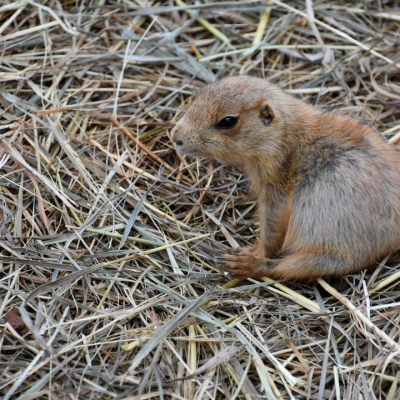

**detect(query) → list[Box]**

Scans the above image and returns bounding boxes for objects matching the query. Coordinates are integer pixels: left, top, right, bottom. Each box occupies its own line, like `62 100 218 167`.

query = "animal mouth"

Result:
176 145 202 156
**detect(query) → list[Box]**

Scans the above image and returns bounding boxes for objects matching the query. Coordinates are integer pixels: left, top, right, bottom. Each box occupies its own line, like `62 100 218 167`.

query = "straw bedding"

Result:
1 1 400 399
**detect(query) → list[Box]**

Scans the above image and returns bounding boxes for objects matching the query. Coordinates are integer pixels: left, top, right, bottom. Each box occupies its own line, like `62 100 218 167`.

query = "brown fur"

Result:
171 76 400 280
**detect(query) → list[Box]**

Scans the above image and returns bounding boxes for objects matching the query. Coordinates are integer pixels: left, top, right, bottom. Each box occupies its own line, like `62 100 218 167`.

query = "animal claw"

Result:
215 255 227 264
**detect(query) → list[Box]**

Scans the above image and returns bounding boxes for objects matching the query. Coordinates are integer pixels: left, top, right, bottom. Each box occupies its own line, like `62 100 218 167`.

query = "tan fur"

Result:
171 76 400 280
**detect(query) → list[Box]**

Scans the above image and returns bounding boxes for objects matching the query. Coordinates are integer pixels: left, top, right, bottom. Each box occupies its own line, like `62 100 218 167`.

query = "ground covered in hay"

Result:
1 1 400 399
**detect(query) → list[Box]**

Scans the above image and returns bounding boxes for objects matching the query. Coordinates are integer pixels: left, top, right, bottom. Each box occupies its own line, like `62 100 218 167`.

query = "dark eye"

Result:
216 116 238 129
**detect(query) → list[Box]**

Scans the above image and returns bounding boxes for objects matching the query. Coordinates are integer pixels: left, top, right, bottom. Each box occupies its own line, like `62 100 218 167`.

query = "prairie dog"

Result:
171 76 400 280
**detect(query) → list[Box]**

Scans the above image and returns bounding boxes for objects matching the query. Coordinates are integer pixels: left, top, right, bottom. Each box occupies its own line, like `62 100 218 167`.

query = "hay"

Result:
1 1 400 399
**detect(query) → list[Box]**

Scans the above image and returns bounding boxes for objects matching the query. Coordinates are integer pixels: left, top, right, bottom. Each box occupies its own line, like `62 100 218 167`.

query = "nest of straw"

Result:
1 1 400 399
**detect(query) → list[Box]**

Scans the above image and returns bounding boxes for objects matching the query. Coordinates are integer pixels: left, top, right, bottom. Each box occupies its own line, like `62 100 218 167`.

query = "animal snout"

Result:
171 125 184 146
170 124 201 156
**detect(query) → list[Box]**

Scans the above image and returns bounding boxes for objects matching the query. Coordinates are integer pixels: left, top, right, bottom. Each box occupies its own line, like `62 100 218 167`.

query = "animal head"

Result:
171 76 288 167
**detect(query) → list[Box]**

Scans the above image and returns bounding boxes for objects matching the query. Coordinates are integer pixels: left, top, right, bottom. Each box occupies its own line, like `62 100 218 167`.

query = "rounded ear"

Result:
260 102 275 125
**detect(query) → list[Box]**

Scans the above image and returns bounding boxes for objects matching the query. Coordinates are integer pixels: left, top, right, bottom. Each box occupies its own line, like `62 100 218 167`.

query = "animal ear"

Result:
260 102 275 125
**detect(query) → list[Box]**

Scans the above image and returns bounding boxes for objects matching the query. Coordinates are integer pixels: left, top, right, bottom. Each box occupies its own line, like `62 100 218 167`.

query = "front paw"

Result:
215 253 265 278
235 243 268 258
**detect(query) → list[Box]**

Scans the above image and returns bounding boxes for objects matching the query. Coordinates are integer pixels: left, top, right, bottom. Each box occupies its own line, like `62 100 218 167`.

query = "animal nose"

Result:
174 138 183 146
171 125 184 146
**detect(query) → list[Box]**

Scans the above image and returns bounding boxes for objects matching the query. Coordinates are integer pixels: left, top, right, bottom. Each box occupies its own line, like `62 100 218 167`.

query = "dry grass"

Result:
1 1 400 399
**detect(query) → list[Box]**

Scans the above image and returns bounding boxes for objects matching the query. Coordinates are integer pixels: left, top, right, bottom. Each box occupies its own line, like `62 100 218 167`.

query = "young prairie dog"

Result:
171 76 400 280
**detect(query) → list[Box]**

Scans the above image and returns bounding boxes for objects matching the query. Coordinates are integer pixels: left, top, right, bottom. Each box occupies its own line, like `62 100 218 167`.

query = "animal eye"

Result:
216 116 238 129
